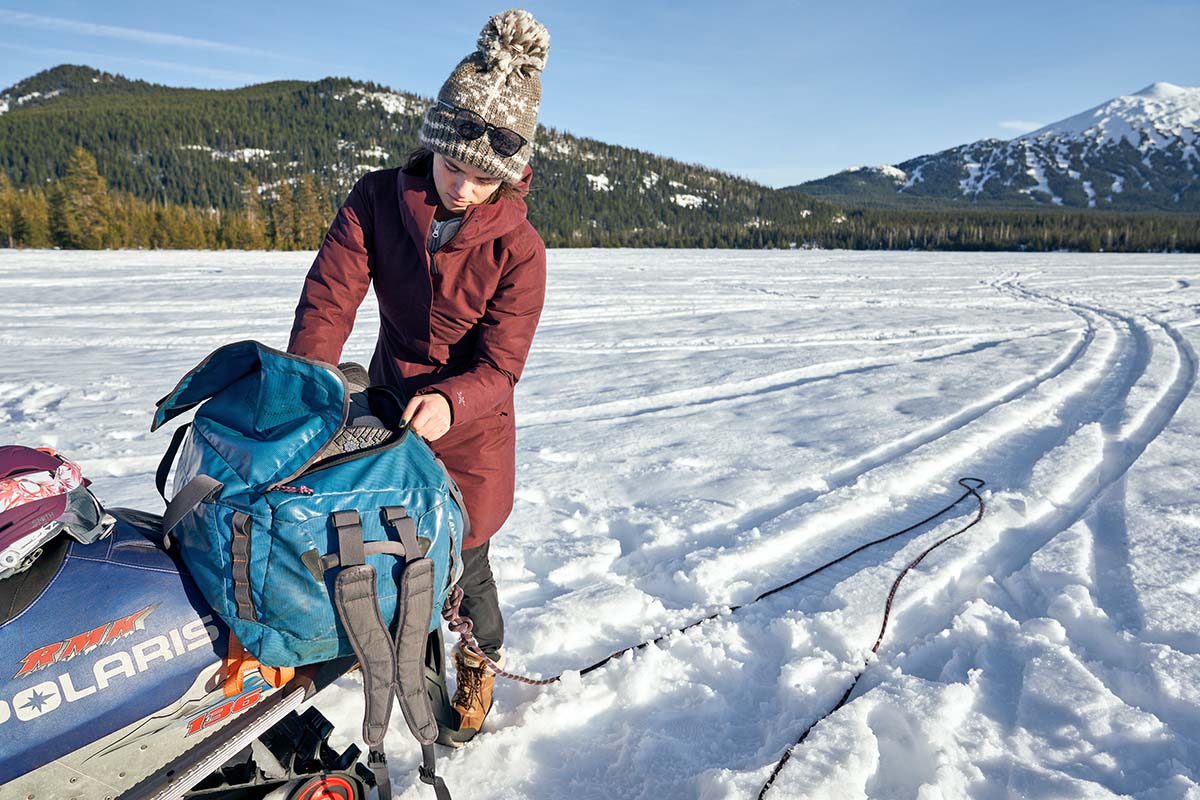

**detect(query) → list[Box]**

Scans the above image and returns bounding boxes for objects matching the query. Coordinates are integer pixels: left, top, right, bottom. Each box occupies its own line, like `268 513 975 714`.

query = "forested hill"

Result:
0 65 834 247
2 66 1198 252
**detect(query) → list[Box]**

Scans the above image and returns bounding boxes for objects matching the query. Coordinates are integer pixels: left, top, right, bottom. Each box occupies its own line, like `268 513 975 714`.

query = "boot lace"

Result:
453 658 484 708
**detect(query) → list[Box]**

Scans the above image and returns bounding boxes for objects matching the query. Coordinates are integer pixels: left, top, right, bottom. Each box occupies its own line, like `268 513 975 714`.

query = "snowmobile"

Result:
0 498 454 799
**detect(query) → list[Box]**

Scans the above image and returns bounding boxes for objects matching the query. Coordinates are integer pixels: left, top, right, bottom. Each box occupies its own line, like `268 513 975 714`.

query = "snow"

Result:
1020 150 1063 205
3 250 1200 798
533 138 574 158
341 87 415 117
960 159 984 196
672 193 704 209
1018 82 1200 153
11 89 62 107
848 165 908 183
900 162 927 190
178 145 273 163
585 173 612 192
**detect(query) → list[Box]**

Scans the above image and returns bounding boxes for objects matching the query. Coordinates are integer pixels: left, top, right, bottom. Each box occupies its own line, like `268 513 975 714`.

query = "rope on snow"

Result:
440 476 989 794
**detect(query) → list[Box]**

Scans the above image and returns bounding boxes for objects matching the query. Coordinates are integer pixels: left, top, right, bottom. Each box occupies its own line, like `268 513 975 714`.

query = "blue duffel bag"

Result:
152 340 466 798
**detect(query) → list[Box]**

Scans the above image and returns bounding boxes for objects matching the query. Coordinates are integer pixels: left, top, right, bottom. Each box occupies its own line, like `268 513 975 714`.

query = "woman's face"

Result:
431 153 503 213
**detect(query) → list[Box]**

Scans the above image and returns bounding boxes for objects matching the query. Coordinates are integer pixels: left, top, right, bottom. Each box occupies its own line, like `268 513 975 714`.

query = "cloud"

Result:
0 42 270 85
0 9 306 63
1000 119 1044 133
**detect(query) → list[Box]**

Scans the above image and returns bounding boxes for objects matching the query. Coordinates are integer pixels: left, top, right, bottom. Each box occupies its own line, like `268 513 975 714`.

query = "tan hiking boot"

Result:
444 646 502 746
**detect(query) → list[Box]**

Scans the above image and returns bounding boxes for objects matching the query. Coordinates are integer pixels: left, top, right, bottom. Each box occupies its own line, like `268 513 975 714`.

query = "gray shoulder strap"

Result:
329 511 396 748
394 557 438 744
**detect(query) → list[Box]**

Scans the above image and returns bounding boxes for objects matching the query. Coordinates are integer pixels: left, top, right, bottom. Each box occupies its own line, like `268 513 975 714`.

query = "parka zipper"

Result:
426 207 476 278
429 224 440 275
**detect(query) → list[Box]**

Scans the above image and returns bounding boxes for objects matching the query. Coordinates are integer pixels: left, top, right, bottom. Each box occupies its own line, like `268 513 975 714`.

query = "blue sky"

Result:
1 1 1197 187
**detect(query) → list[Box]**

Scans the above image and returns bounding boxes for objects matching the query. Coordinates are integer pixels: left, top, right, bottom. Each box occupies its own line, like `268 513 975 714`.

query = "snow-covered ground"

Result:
2 249 1200 799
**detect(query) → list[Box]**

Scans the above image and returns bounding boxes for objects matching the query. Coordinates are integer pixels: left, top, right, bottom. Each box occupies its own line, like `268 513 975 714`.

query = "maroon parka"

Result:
287 162 546 548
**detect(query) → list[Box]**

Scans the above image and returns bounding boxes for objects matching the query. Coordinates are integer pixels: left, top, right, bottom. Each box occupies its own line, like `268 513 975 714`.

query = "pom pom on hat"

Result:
477 9 550 79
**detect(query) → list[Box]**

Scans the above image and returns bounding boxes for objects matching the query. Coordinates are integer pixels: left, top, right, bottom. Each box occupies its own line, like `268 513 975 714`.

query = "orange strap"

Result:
222 632 295 697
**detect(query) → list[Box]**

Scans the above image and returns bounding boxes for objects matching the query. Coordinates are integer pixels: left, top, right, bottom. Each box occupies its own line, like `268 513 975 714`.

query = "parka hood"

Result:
396 163 533 254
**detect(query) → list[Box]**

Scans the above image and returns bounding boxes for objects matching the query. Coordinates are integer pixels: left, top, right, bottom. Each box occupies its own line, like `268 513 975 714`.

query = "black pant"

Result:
456 541 503 657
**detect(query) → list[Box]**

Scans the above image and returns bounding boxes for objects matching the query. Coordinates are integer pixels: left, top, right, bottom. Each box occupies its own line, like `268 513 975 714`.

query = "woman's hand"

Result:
403 393 452 441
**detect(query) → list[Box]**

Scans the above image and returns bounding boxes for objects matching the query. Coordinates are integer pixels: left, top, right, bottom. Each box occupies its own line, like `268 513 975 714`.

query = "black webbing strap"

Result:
420 743 452 800
155 422 191 501
163 475 223 546
382 506 421 563
319 541 409 572
229 512 257 622
331 510 366 566
368 748 392 800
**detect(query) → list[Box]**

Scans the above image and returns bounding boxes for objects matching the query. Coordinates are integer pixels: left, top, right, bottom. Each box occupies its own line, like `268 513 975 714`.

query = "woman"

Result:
286 9 550 745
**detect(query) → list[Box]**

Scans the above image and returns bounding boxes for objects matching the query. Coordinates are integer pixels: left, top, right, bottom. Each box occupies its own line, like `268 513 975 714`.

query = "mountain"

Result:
0 65 833 248
788 83 1200 212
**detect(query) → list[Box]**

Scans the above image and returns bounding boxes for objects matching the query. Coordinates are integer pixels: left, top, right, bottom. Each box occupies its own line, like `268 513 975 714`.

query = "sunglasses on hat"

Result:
438 100 528 158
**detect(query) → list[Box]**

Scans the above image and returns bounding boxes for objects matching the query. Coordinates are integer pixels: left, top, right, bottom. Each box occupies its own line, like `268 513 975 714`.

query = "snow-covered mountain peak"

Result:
1017 83 1200 148
1133 81 1189 99
795 81 1200 211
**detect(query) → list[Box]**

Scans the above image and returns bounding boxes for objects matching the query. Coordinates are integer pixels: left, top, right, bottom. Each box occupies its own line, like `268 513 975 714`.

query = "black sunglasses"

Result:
438 100 527 158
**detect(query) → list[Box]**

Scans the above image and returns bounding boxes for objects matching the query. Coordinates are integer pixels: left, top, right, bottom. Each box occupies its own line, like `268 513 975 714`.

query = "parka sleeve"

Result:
286 179 373 365
419 234 546 426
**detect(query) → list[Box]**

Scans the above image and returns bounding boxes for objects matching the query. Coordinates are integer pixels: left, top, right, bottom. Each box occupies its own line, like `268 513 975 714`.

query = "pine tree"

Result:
271 180 296 250
0 172 13 248
49 147 112 248
242 177 268 249
294 174 324 250
12 189 52 248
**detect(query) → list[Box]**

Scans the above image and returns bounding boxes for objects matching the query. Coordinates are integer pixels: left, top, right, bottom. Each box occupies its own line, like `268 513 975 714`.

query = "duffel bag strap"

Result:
155 422 192 501
382 506 421 562
420 743 452 800
382 506 440 744
384 507 450 797
162 474 223 547
333 508 454 799
230 512 258 622
393 555 438 743
329 510 397 750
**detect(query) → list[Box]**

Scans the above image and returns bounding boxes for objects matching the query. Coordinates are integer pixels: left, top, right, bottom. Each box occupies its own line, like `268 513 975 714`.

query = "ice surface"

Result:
2 249 1199 798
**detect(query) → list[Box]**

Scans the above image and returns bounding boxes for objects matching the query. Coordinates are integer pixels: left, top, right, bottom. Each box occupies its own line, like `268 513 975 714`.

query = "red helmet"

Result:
0 446 114 578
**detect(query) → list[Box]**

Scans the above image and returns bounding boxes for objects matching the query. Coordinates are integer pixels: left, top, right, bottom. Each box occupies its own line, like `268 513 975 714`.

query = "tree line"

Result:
2 146 1197 253
545 206 1200 252
0 148 333 250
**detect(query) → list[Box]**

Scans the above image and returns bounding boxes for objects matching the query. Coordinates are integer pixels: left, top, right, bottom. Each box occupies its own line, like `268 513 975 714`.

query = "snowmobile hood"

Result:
151 341 349 493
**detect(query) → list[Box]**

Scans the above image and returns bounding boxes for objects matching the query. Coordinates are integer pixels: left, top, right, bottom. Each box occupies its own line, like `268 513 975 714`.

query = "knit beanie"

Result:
419 9 549 184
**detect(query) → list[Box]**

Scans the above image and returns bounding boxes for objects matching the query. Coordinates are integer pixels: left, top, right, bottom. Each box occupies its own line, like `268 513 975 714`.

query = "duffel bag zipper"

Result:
265 428 408 492
266 425 471 553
